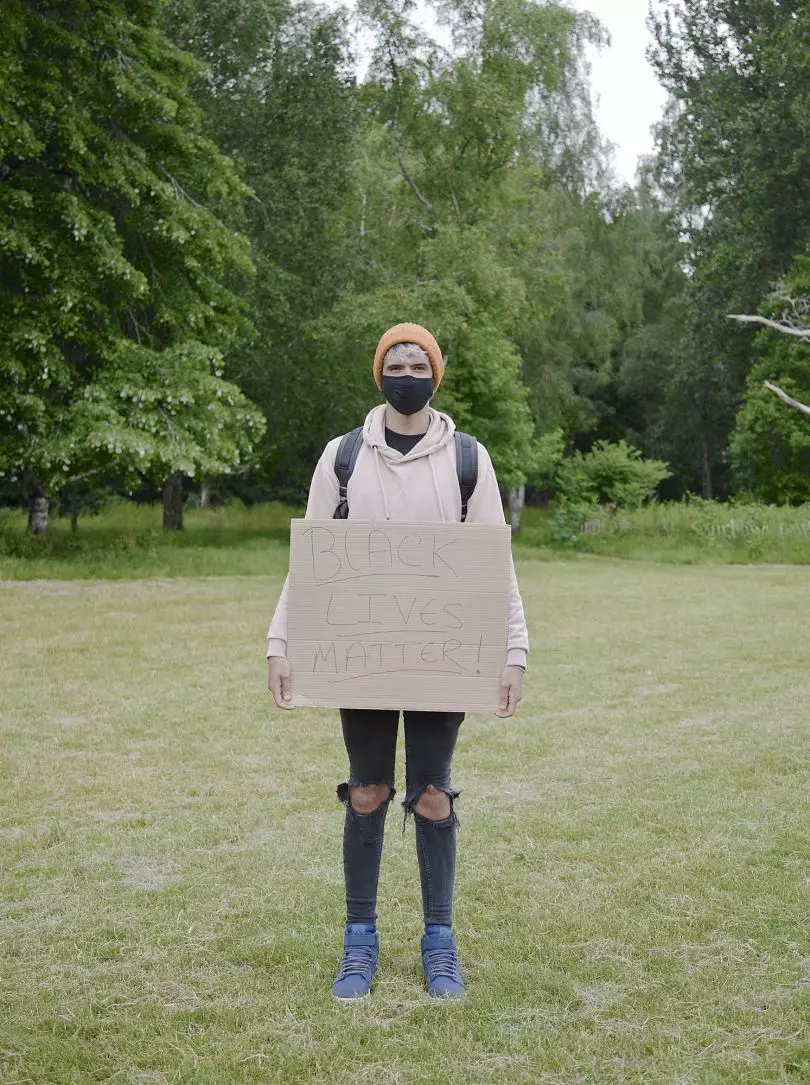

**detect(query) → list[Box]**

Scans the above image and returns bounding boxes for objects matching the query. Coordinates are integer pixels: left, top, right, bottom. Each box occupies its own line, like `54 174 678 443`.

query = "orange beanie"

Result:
373 323 445 390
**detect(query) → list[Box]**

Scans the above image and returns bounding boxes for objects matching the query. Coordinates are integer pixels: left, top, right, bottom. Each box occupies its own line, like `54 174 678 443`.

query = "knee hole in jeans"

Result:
348 783 392 815
413 784 452 822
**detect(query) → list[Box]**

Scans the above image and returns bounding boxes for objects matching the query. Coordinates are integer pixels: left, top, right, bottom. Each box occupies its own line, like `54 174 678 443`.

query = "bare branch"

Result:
727 313 810 340
249 190 271 228
65 466 107 485
448 180 462 228
728 287 810 340
158 163 204 210
768 285 810 327
358 186 366 240
764 380 810 419
127 310 143 346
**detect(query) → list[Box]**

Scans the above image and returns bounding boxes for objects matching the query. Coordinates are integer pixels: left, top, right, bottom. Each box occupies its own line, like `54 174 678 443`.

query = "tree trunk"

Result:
27 483 49 536
700 439 713 500
163 473 184 531
200 479 212 508
508 484 525 535
69 488 79 534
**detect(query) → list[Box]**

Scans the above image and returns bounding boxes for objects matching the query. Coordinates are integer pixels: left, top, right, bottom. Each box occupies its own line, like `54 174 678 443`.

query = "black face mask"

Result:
381 375 434 416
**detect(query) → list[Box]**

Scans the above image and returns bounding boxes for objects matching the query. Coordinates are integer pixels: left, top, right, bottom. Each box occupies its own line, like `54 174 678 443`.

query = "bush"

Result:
556 440 672 509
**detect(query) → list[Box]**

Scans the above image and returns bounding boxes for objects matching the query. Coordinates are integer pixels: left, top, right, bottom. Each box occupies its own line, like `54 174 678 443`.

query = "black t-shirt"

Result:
385 427 426 456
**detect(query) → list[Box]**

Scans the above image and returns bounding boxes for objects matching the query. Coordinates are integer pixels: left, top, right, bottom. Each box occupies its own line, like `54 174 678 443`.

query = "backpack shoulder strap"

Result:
333 426 364 519
454 431 479 523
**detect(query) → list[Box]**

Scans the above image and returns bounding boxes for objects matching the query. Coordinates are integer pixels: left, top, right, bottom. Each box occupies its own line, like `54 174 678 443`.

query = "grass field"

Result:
2 556 810 1083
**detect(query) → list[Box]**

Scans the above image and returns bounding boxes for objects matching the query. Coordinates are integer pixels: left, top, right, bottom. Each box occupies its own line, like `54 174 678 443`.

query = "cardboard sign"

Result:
287 519 511 712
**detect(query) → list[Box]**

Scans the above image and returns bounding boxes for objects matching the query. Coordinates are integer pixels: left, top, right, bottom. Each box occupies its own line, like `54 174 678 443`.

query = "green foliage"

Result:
296 0 609 487
154 0 695 500
161 0 361 495
649 0 810 496
490 147 693 502
9 0 810 515
732 367 810 505
556 440 671 509
433 318 535 488
730 253 810 503
549 439 671 545
0 499 297 579
528 429 565 489
4 498 810 580
302 243 537 486
0 0 264 509
521 498 810 563
299 274 536 487
70 341 265 484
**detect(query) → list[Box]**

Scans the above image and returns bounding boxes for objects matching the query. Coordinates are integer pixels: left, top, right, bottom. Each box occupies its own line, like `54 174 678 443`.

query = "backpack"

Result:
333 427 478 522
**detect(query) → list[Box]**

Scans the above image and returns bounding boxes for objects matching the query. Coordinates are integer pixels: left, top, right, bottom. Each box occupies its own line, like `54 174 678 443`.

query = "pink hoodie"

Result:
267 404 529 668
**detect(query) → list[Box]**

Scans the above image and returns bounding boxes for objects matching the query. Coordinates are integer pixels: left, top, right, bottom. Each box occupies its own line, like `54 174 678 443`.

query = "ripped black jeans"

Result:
337 709 463 927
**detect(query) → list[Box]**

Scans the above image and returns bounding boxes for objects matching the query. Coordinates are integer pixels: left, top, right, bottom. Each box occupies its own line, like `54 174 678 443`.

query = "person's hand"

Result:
267 656 294 710
496 665 524 718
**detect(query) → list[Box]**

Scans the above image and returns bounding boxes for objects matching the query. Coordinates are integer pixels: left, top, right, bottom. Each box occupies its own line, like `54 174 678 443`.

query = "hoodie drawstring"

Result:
429 454 447 522
373 446 392 520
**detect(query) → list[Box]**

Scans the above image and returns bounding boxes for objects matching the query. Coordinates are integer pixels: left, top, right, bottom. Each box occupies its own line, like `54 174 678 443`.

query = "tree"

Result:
503 173 687 449
730 254 810 502
606 182 695 494
649 0 810 497
162 0 362 498
298 0 609 493
728 285 810 346
0 0 265 533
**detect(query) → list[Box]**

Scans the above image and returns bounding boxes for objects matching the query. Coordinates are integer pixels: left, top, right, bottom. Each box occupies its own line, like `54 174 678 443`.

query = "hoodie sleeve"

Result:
465 443 530 670
266 439 341 658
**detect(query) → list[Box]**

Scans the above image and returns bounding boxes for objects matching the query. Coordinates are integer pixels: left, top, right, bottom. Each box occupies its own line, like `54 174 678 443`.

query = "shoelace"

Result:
336 945 376 980
423 946 462 982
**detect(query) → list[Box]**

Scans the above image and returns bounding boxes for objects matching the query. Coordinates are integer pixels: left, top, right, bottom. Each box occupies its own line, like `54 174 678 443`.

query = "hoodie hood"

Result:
362 404 456 461
360 404 457 522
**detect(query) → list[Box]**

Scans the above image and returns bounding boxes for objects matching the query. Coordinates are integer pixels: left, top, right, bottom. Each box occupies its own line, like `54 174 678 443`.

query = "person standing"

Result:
267 323 529 999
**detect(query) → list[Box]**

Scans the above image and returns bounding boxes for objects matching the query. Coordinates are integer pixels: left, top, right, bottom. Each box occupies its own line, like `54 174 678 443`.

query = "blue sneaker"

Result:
421 927 465 998
331 924 379 1000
